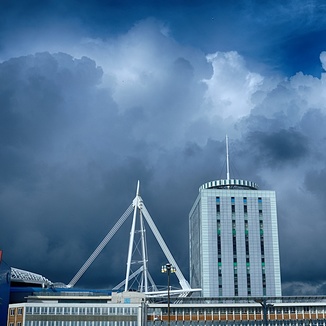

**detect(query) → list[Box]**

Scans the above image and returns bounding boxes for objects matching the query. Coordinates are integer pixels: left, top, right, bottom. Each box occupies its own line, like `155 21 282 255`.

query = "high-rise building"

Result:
189 139 282 297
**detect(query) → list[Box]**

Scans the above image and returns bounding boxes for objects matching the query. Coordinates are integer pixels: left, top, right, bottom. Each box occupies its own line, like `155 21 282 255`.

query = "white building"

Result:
189 178 282 297
7 291 146 326
8 293 326 326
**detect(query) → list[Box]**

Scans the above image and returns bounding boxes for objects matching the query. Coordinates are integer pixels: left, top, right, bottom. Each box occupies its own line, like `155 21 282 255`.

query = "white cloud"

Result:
320 51 326 71
203 51 264 119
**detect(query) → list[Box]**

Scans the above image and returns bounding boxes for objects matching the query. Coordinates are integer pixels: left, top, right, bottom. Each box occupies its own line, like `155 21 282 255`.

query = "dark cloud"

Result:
304 168 326 201
246 129 309 167
1 1 326 296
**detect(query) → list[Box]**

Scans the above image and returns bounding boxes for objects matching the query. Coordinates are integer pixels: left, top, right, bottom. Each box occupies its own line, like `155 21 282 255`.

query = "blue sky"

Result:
1 0 326 295
2 0 326 75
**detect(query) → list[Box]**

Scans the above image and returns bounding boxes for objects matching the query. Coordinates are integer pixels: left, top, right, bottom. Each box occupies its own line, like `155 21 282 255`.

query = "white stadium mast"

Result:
68 181 194 296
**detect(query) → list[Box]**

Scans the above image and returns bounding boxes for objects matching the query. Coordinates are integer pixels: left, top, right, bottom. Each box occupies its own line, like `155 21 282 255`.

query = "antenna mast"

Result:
226 135 230 180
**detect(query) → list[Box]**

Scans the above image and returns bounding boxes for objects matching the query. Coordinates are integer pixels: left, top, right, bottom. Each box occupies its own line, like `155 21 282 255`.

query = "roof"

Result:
11 267 53 287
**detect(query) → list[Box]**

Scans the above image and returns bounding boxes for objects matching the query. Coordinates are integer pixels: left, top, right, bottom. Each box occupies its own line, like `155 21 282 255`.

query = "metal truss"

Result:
11 267 53 287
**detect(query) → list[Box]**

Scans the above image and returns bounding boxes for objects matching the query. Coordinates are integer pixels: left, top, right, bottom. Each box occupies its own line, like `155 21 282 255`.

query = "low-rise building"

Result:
7 293 326 326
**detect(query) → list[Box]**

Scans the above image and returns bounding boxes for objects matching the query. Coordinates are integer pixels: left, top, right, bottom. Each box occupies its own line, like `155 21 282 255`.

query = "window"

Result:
10 309 15 316
71 307 79 315
246 241 249 253
18 307 23 315
233 235 237 256
231 197 235 203
243 197 247 204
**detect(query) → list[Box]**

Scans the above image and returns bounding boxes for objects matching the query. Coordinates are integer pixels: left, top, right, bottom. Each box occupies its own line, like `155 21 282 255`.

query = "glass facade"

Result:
189 180 282 297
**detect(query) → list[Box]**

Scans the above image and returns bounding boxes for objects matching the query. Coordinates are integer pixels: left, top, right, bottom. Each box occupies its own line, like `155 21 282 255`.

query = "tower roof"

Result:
200 179 258 191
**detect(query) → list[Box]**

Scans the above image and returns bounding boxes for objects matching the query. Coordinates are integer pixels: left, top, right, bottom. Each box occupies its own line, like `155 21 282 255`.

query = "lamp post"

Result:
161 263 176 326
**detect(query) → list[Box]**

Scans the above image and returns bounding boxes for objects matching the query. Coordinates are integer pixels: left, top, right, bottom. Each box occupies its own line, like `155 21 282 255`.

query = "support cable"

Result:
68 204 134 287
140 201 191 290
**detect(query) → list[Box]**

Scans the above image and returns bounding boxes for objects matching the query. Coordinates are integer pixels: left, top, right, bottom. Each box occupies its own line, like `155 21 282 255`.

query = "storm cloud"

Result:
1 1 326 295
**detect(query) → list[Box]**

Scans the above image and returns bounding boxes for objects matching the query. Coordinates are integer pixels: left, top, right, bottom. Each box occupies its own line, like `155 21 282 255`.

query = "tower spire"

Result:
226 135 230 181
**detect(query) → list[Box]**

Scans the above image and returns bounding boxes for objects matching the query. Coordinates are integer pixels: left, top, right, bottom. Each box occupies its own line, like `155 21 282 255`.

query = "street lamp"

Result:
161 263 176 326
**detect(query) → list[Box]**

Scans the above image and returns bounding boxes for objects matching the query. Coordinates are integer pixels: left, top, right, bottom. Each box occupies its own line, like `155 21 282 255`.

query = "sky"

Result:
1 0 326 296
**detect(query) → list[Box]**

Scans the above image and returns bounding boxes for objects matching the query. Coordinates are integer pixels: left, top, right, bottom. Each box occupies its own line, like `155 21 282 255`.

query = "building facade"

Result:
8 302 142 326
8 294 326 326
189 179 282 297
7 291 146 326
147 298 326 326
0 253 11 326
